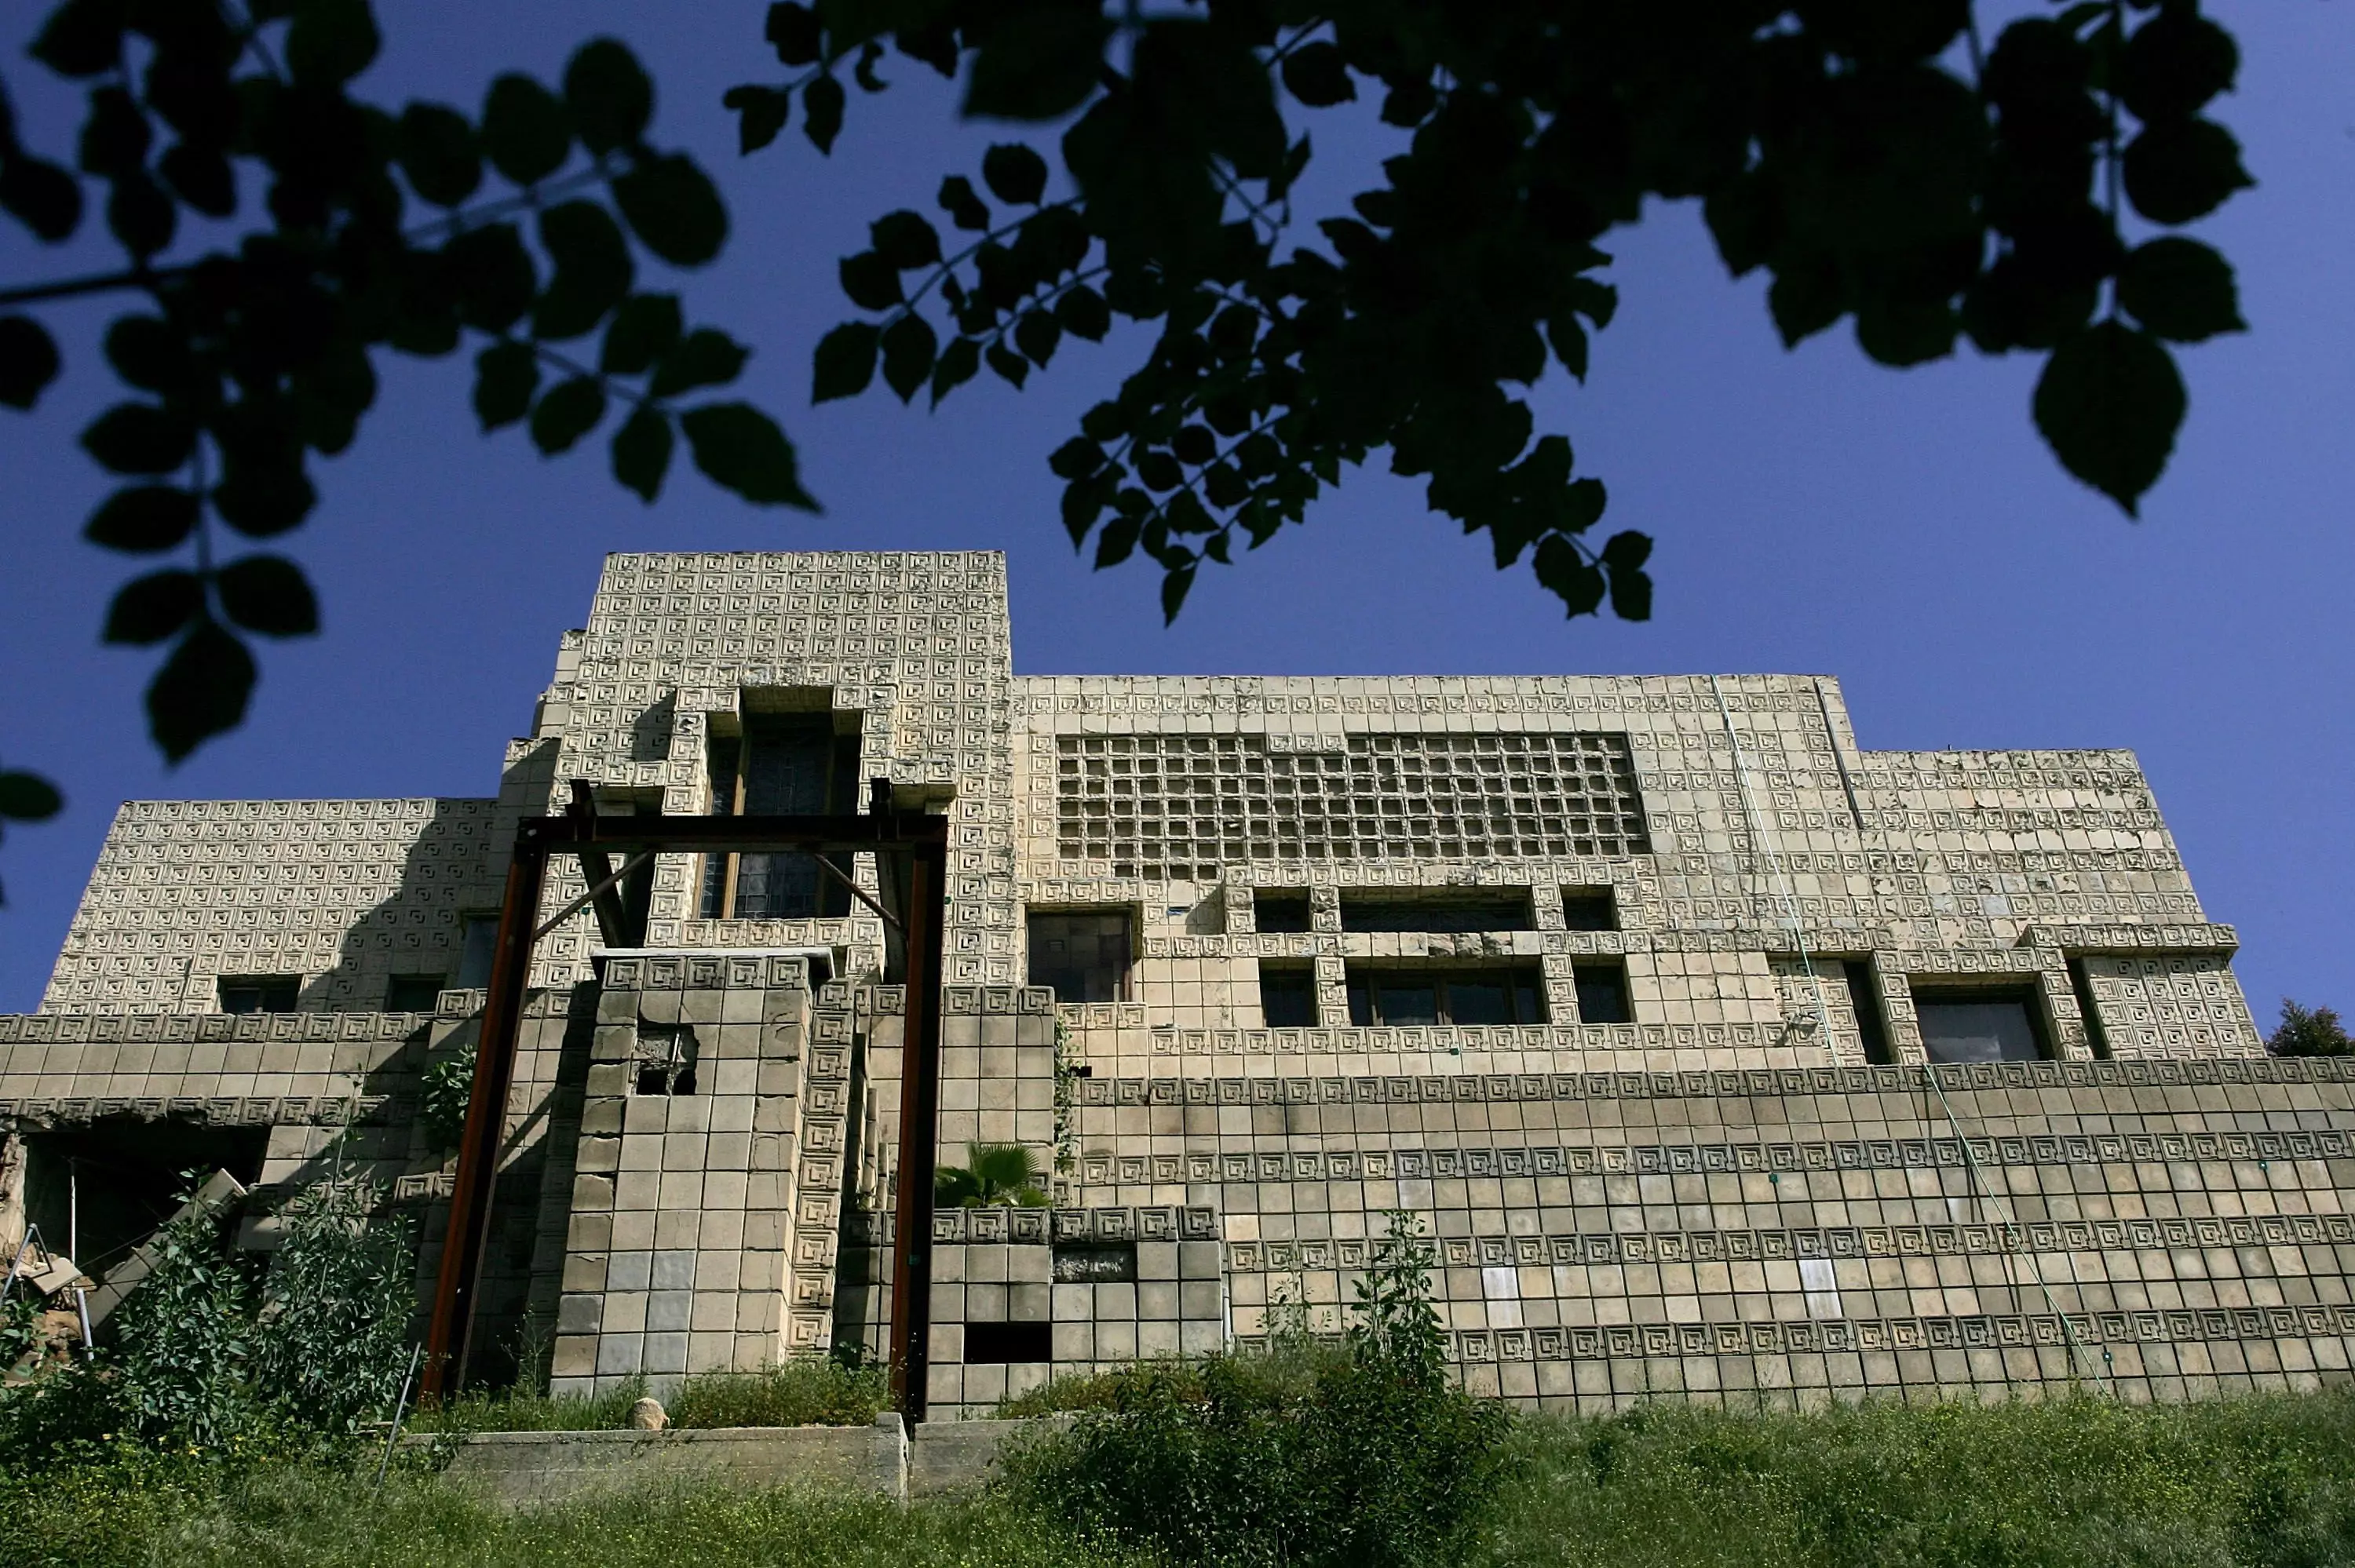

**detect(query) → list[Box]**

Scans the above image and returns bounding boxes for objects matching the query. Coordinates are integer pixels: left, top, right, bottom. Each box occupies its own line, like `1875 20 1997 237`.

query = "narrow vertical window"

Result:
1572 961 1632 1024
1258 964 1317 1027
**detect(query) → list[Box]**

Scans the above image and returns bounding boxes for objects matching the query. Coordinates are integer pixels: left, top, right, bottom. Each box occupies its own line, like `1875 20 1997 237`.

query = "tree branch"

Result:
0 264 184 310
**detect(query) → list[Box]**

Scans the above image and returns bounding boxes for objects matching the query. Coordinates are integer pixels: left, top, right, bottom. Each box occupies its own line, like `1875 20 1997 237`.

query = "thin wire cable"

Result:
1711 676 1833 1042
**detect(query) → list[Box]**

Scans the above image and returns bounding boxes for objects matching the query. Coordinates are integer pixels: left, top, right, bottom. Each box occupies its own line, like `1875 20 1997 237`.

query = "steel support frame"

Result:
418 805 950 1420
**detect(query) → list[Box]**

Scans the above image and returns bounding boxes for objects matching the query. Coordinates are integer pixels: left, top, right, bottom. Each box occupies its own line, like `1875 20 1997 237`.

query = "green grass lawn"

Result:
9 1391 2353 1567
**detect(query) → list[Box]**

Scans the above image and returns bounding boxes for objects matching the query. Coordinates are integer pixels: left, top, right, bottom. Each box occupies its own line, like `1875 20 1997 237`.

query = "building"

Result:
5 549 2350 1413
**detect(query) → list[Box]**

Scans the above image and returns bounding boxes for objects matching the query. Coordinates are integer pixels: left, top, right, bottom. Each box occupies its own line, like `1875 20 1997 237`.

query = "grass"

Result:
407 1358 886 1435
6 1387 2354 1566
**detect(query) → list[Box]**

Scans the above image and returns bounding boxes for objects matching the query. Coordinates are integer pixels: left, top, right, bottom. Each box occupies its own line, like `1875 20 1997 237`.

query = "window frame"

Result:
1258 962 1319 1027
217 974 300 1015
1343 964 1546 1026
1571 960 1634 1025
1025 906 1136 1005
1910 985 2050 1064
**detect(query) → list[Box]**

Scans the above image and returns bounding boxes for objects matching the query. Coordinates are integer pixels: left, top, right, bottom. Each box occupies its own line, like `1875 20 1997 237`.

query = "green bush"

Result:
1009 1211 1506 1568
406 1377 653 1435
670 1357 889 1428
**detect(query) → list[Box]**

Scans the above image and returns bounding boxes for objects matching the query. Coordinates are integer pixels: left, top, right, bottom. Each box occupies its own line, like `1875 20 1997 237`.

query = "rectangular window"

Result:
1258 964 1317 1027
1253 893 1313 933
383 973 447 1013
1561 887 1618 932
962 1319 1053 1364
1028 910 1132 1004
633 1024 699 1096
1572 961 1633 1024
1842 960 1893 1064
217 975 299 1015
1345 965 1545 1026
2066 958 2110 1059
1913 989 2047 1063
456 913 500 989
1339 892 1533 933
699 713 862 919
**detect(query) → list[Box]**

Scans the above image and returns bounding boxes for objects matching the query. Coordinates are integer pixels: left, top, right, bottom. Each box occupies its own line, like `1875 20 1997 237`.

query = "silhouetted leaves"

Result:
2034 320 2185 516
286 0 381 87
601 294 682 375
611 154 726 266
812 322 878 402
879 313 937 401
801 75 845 154
529 375 606 454
982 143 1047 205
481 74 571 185
104 570 204 645
965 6 1111 120
217 555 319 637
0 151 82 240
0 315 61 409
2123 119 2252 226
82 403 194 474
723 85 790 153
611 405 673 500
564 38 652 155
681 403 813 507
396 104 482 206
0 771 61 822
85 486 199 552
473 341 539 430
148 621 254 763
648 327 747 397
2117 239 2243 343
534 200 633 339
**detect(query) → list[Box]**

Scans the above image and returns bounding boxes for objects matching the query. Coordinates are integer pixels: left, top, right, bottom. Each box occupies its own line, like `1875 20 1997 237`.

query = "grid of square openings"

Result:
1056 731 1649 880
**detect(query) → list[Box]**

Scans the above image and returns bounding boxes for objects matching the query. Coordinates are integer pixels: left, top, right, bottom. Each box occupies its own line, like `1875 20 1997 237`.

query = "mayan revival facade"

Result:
6 549 2352 1415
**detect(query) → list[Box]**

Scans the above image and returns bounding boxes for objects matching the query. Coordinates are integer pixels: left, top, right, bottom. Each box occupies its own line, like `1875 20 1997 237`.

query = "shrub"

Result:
936 1143 1050 1208
1010 1211 1506 1568
250 1178 418 1435
419 1046 477 1146
2269 999 2353 1058
670 1357 889 1428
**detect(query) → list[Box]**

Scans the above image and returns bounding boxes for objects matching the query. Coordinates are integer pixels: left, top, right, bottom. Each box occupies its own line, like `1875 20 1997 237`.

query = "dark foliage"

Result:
1010 1212 1506 1566
2269 999 2353 1059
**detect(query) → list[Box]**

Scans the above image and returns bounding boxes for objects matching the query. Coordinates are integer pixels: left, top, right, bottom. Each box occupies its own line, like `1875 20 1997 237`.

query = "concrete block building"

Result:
6 549 2350 1414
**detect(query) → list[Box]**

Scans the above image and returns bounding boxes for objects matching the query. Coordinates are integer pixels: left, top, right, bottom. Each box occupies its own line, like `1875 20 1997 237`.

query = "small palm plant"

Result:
934 1142 1050 1208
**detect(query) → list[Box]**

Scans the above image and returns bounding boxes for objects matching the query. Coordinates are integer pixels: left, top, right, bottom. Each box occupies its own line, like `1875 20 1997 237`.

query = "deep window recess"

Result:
456 914 500 989
1028 910 1132 1004
633 1025 699 1096
699 713 863 920
383 973 447 1013
1345 965 1546 1026
962 1319 1053 1363
1842 960 1893 1064
1339 892 1533 933
1912 989 2047 1063
24 1118 269 1277
1572 961 1633 1025
1253 893 1313 933
2067 958 2111 1059
1258 964 1318 1028
1561 888 1618 932
217 975 298 1014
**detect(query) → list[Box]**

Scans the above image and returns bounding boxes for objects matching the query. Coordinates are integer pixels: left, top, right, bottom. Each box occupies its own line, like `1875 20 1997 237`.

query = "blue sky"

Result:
2 3 2349 1019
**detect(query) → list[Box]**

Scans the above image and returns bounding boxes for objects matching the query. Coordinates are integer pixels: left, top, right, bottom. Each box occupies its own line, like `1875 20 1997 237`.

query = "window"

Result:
1572 961 1632 1024
633 1025 699 1096
1561 887 1618 932
699 713 863 919
383 973 447 1012
962 1319 1052 1363
456 914 500 989
1339 892 1532 932
1842 960 1893 1064
1345 965 1545 1026
1254 893 1313 933
1258 965 1317 1027
1913 990 2046 1063
1028 910 1131 1004
217 975 298 1014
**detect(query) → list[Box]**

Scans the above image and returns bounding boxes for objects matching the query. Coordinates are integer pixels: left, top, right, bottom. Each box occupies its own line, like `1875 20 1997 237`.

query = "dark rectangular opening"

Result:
1053 1242 1138 1283
1253 893 1313 933
1339 892 1534 933
383 973 446 1012
1561 888 1619 932
1572 961 1633 1025
1912 987 2048 1063
217 975 299 1014
962 1318 1053 1363
1258 964 1317 1027
1345 965 1545 1026
2066 958 2111 1059
1028 910 1132 1004
632 1024 699 1096
1842 960 1893 1065
699 713 864 919
24 1118 269 1277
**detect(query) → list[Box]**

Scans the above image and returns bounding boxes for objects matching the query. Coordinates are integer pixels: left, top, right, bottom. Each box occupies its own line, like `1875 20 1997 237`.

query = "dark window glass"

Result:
700 717 862 919
1340 894 1532 932
1254 894 1313 933
218 975 299 1015
1915 993 2045 1063
1842 960 1893 1064
1573 961 1633 1024
1028 911 1132 1003
1259 965 1317 1027
962 1319 1053 1363
456 915 500 989
383 974 446 1012
1346 966 1545 1025
1561 888 1618 932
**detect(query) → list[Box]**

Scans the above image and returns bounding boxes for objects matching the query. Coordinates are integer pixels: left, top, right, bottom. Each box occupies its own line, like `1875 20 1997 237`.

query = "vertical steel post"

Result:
420 827 549 1398
886 837 948 1420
